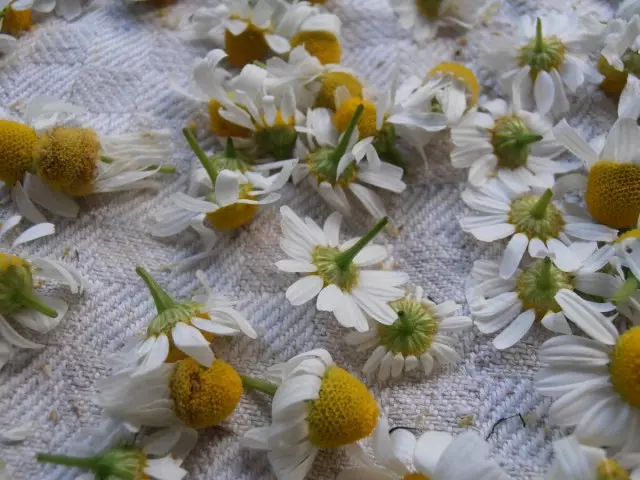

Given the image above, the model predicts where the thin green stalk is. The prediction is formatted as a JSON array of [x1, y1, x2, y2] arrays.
[[142, 165, 177, 173], [515, 133, 543, 147], [241, 376, 278, 396], [135, 266, 175, 314], [331, 104, 364, 163], [183, 128, 218, 184], [530, 189, 553, 219], [17, 289, 57, 318], [225, 137, 237, 158], [335, 217, 388, 270], [36, 453, 98, 469], [537, 257, 553, 290], [535, 18, 544, 52]]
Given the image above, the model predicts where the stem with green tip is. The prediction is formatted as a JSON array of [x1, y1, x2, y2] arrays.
[[17, 289, 57, 318], [537, 257, 553, 290], [36, 453, 99, 469], [142, 165, 177, 173], [183, 128, 218, 185], [613, 275, 639, 305], [332, 104, 364, 164], [530, 189, 553, 220], [225, 137, 237, 158], [135, 266, 176, 314], [515, 133, 544, 148], [535, 18, 544, 53], [335, 217, 388, 271], [241, 376, 278, 396]]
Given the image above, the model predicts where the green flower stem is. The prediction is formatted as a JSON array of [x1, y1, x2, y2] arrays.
[[183, 128, 218, 185], [241, 375, 278, 396], [17, 289, 57, 318], [331, 104, 364, 163], [613, 275, 639, 305], [535, 18, 544, 53], [225, 138, 237, 158], [537, 257, 553, 290], [36, 453, 99, 469], [135, 266, 175, 314], [335, 216, 388, 271], [515, 133, 543, 147], [530, 189, 553, 220]]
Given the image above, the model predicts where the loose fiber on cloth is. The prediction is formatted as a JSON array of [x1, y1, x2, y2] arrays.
[[0, 0, 620, 478]]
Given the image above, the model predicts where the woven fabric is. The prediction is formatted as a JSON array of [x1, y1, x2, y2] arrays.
[[0, 0, 618, 478]]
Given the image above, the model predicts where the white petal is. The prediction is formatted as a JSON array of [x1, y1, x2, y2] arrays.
[[334, 294, 368, 331], [323, 212, 342, 246], [214, 170, 241, 207], [492, 309, 535, 350], [316, 285, 343, 312], [171, 323, 215, 367], [602, 117, 640, 164], [0, 316, 44, 349], [534, 71, 555, 115], [547, 238, 582, 272], [133, 335, 170, 377], [286, 276, 324, 306], [499, 233, 528, 279], [469, 223, 515, 242], [0, 423, 34, 443], [265, 34, 291, 54], [552, 120, 599, 168], [353, 245, 387, 266], [541, 312, 572, 335], [275, 260, 317, 273], [555, 289, 618, 345], [413, 431, 453, 476]]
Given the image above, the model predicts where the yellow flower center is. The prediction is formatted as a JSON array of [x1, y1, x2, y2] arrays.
[[314, 71, 363, 110], [290, 30, 341, 65], [403, 474, 432, 480], [208, 100, 252, 138], [376, 298, 439, 356], [596, 459, 630, 480], [333, 98, 378, 139], [1, 7, 32, 36], [508, 192, 565, 241], [586, 161, 640, 229], [610, 327, 640, 409], [617, 229, 640, 243], [206, 185, 259, 230], [516, 258, 574, 320], [224, 22, 270, 68], [34, 127, 101, 196], [428, 62, 480, 106], [170, 358, 243, 429], [0, 120, 36, 185], [415, 0, 441, 19], [306, 366, 379, 448]]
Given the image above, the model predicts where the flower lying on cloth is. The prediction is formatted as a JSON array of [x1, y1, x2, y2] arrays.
[[242, 349, 380, 480], [339, 416, 511, 480], [345, 286, 471, 381], [0, 215, 83, 371], [113, 268, 256, 377], [276, 206, 408, 331], [37, 427, 197, 480], [425, 62, 481, 128], [466, 245, 619, 349]]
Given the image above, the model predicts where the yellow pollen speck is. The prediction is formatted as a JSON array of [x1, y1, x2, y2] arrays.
[[34, 127, 101, 196], [170, 358, 243, 429], [224, 23, 269, 68], [206, 185, 259, 230], [1, 8, 32, 36], [333, 98, 378, 139], [0, 120, 36, 185], [306, 366, 379, 449], [596, 458, 630, 480], [403, 474, 432, 480], [428, 62, 480, 105], [208, 100, 252, 138], [291, 30, 341, 65], [314, 71, 363, 110], [586, 161, 640, 229], [610, 327, 640, 409]]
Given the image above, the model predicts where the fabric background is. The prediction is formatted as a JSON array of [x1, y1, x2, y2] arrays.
[[0, 0, 621, 478]]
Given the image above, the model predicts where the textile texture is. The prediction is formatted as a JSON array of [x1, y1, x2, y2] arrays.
[[0, 0, 619, 478]]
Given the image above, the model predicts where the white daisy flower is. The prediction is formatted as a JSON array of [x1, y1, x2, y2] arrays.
[[483, 15, 603, 116], [425, 62, 481, 128], [0, 214, 84, 370], [112, 268, 256, 377], [545, 435, 640, 480], [345, 286, 472, 381], [294, 105, 407, 220], [552, 116, 640, 230], [339, 416, 511, 480], [535, 324, 640, 448], [620, 0, 640, 20], [389, 0, 487, 43], [37, 426, 197, 480], [242, 349, 380, 480], [276, 206, 409, 331], [466, 244, 620, 349], [460, 179, 618, 278], [451, 93, 573, 190]]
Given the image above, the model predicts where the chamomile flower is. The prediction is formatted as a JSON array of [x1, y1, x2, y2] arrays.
[[545, 435, 640, 480], [277, 206, 408, 331], [96, 357, 243, 431], [37, 427, 197, 480], [483, 15, 603, 116], [0, 214, 84, 370], [339, 416, 511, 480], [345, 286, 472, 381], [389, 0, 486, 43], [535, 325, 640, 448], [553, 116, 640, 229], [451, 93, 571, 190], [294, 105, 407, 219], [113, 267, 256, 376], [426, 62, 481, 127], [460, 179, 618, 278], [242, 349, 380, 480]]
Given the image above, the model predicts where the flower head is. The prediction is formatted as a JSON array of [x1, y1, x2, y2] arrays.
[[242, 349, 380, 480], [345, 286, 471, 381], [339, 416, 510, 480], [287, 11, 342, 65], [427, 62, 481, 126], [276, 206, 408, 331]]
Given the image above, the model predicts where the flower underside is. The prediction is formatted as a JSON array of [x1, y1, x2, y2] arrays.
[[491, 114, 542, 170], [147, 300, 202, 336], [311, 245, 359, 291], [518, 19, 566, 79], [508, 191, 565, 241], [255, 112, 298, 160], [515, 258, 574, 319], [376, 298, 439, 356]]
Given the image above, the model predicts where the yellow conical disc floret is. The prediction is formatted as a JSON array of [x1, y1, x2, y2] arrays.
[[291, 31, 341, 65], [208, 100, 252, 138], [597, 56, 630, 100], [429, 62, 480, 106], [586, 161, 640, 229], [610, 327, 640, 409], [206, 185, 259, 230], [1, 8, 32, 36], [170, 358, 243, 429], [225, 24, 270, 68], [596, 459, 630, 480], [34, 127, 101, 196], [306, 366, 379, 449], [0, 120, 37, 185], [333, 98, 378, 139]]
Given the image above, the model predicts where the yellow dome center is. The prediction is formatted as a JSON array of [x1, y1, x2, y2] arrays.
[[586, 161, 640, 229], [596, 459, 630, 480], [170, 358, 243, 429], [224, 22, 270, 68], [403, 474, 432, 480], [206, 185, 259, 230], [314, 71, 363, 110], [290, 30, 341, 65], [428, 62, 480, 106], [208, 100, 252, 138], [333, 98, 378, 139], [0, 120, 36, 185], [610, 327, 640, 409], [1, 7, 32, 36], [306, 366, 379, 449], [34, 127, 101, 196]]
